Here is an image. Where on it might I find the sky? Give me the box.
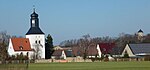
[0,0,150,45]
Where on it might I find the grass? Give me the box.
[0,63,27,70]
[28,61,150,70]
[1,61,150,70]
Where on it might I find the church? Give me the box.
[7,9,45,59]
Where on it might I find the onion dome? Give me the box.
[138,29,143,33]
[31,11,38,17]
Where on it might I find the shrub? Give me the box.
[124,53,129,58]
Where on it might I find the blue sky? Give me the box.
[0,0,150,45]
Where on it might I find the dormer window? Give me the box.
[19,46,23,50]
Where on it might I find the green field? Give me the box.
[28,61,150,70]
[1,61,150,70]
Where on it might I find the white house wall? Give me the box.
[26,34,45,59]
[11,51,33,59]
[61,50,66,59]
[8,39,15,56]
[97,44,102,58]
[122,44,135,57]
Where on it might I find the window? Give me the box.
[35,40,37,44]
[19,46,23,50]
[32,20,35,27]
[26,52,29,56]
[32,23,35,27]
[39,41,41,44]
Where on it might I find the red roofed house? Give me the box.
[8,38,33,59]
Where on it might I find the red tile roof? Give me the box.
[11,38,32,51]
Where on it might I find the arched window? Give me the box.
[35,40,37,44]
[39,40,41,44]
[32,20,35,27]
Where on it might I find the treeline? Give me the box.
[60,33,150,48]
[59,33,150,60]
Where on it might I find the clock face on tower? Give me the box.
[32,20,35,27]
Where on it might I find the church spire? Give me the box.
[26,7,44,35]
[31,5,38,18]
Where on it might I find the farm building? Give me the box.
[122,43,150,58]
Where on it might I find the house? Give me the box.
[122,44,150,57]
[111,46,124,57]
[7,38,33,59]
[52,50,67,59]
[86,44,101,58]
[53,46,72,50]
[52,46,72,59]
[87,43,115,58]
[53,46,63,50]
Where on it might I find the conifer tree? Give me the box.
[45,34,54,59]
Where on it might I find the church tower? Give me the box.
[26,9,45,59]
[137,29,144,42]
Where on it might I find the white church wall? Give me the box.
[26,34,45,59]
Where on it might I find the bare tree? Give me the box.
[32,44,42,59]
[0,31,11,44]
[0,41,8,61]
[0,31,10,61]
[75,34,98,60]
